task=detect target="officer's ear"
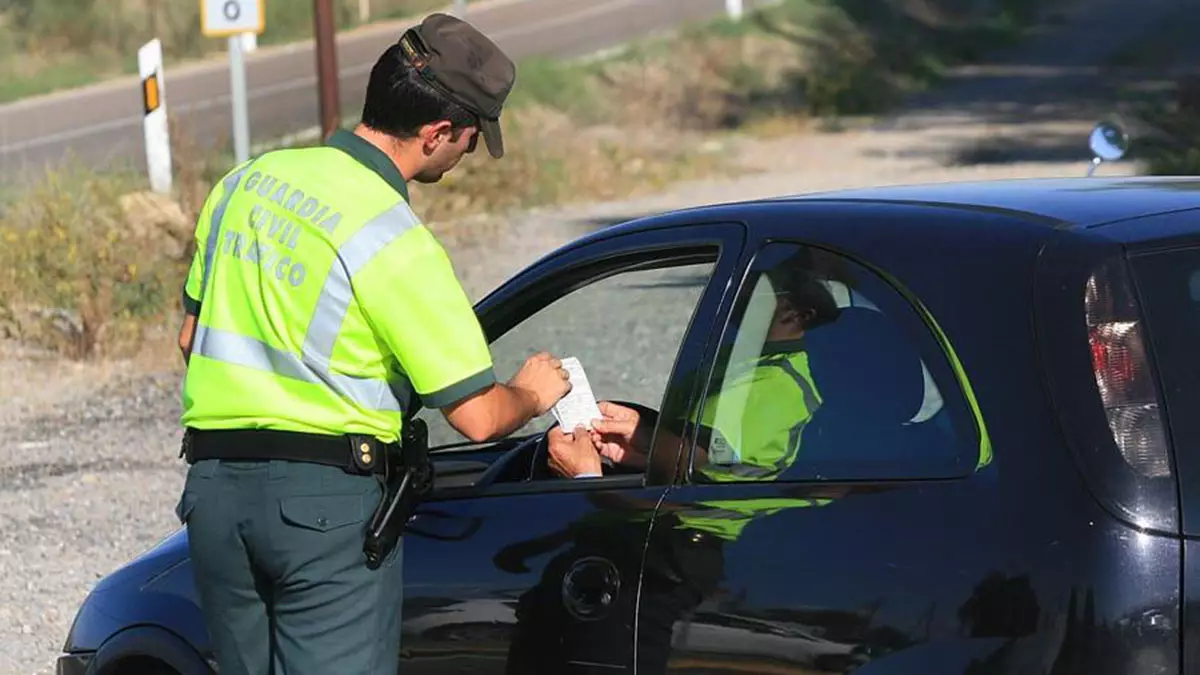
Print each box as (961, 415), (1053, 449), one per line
(419, 120), (455, 152)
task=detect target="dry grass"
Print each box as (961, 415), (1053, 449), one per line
(0, 0), (453, 102)
(1131, 76), (1200, 176)
(0, 162), (191, 360)
(0, 0), (1048, 363)
(410, 106), (729, 225)
(0, 104), (728, 363)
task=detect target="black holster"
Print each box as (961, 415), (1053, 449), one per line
(363, 418), (435, 570)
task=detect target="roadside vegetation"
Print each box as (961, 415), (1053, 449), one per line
(0, 0), (1051, 361)
(1129, 77), (1200, 175)
(1102, 4), (1200, 175)
(0, 0), (454, 102)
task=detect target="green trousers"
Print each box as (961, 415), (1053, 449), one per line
(175, 458), (404, 675)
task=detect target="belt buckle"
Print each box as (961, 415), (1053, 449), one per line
(348, 434), (378, 474)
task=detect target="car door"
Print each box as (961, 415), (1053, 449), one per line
(396, 222), (746, 675)
(640, 236), (995, 675)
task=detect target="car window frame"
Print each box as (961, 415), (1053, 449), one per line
(1121, 240), (1199, 534)
(420, 220), (749, 502)
(679, 235), (986, 486)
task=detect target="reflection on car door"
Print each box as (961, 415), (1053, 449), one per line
(397, 223), (747, 675)
(642, 240), (994, 675)
(399, 487), (667, 675)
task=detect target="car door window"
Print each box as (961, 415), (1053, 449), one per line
(420, 258), (718, 453)
(684, 242), (979, 483)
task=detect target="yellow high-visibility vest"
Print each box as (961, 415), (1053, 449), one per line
(181, 130), (495, 444)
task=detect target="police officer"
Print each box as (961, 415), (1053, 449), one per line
(174, 13), (570, 675)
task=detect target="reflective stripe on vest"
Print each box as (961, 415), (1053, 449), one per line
(191, 325), (404, 412)
(302, 202), (420, 368)
(702, 352), (821, 480)
(200, 165), (250, 301)
(192, 167), (420, 414)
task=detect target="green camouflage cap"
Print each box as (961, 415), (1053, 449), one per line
(399, 13), (516, 158)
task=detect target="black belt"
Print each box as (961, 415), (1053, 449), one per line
(181, 427), (399, 476)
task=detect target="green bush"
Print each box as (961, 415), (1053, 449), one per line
(1133, 77), (1200, 175)
(0, 164), (189, 359)
(0, 0), (452, 102)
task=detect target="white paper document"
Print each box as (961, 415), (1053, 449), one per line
(552, 357), (603, 431)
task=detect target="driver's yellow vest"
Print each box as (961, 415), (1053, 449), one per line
(678, 349), (825, 540)
(180, 132), (495, 444)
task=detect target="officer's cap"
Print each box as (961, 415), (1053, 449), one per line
(399, 13), (516, 159)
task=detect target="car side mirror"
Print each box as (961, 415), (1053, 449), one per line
(1088, 121), (1130, 177)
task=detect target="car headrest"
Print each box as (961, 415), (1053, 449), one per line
(804, 306), (927, 425)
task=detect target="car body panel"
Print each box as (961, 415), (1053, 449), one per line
(787, 176), (1200, 230)
(401, 487), (665, 674)
(60, 177), (1200, 675)
(651, 482), (1181, 675)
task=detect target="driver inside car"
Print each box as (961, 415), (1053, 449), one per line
(548, 256), (843, 483)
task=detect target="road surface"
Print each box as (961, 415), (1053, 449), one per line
(2, 1), (1192, 671)
(0, 0), (770, 182)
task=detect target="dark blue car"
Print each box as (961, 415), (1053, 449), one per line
(59, 173), (1200, 675)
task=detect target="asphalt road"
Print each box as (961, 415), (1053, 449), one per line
(0, 0), (770, 183)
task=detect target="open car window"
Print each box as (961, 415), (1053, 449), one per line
(414, 246), (722, 491)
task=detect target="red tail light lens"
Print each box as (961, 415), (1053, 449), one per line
(1085, 261), (1171, 478)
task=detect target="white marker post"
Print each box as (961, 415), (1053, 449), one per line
(452, 0), (466, 17)
(201, 0), (265, 164)
(138, 38), (173, 195)
(726, 0), (743, 21)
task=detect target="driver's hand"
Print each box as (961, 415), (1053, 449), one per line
(548, 426), (603, 478)
(589, 401), (645, 466)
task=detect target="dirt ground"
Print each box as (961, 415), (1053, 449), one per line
(3, 0), (1198, 671)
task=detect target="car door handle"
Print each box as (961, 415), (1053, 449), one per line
(561, 556), (622, 621)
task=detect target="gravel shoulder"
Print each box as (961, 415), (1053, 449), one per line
(0, 1), (1176, 670)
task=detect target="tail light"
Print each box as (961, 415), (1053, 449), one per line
(1084, 260), (1171, 478)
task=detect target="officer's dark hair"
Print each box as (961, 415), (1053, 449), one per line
(361, 43), (478, 139)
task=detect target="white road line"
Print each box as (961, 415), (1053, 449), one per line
(0, 0), (653, 157)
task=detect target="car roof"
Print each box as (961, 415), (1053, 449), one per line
(780, 176), (1200, 231)
(572, 176), (1200, 258)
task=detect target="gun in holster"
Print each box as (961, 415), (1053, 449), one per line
(364, 417), (435, 570)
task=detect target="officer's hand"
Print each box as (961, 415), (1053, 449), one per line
(509, 351), (571, 416)
(548, 426), (603, 478)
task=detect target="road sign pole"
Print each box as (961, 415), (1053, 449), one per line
(228, 34), (251, 163)
(137, 38), (173, 194)
(726, 0), (743, 20)
(314, 0), (340, 140)
(202, 0), (263, 161)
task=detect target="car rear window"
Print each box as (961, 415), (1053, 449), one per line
(1128, 246), (1200, 533)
